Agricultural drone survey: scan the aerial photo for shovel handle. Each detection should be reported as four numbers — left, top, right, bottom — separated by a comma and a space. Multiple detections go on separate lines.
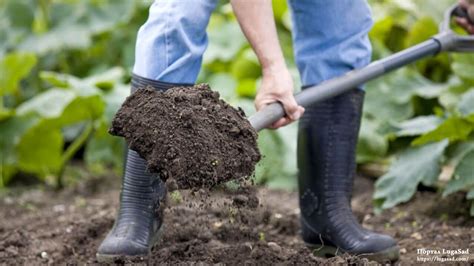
249, 4, 474, 132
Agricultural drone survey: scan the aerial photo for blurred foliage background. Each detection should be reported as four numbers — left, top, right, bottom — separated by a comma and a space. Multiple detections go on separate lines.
0, 0, 473, 215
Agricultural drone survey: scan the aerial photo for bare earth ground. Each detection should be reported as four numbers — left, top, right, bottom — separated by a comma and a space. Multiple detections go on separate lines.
0, 173, 473, 265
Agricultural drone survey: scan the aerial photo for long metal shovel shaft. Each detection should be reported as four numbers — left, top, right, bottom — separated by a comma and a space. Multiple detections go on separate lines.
248, 38, 442, 131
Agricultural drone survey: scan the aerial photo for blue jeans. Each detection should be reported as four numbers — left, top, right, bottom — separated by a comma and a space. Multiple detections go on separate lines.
133, 0, 373, 87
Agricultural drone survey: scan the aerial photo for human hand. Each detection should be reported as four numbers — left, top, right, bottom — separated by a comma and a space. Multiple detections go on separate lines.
457, 0, 474, 34
254, 65, 305, 129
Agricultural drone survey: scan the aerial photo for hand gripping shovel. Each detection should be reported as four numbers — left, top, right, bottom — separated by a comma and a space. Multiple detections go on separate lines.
249, 4, 474, 131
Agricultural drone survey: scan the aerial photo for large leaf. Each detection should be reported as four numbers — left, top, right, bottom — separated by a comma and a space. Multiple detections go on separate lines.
0, 52, 37, 96
468, 188, 474, 216
393, 115, 443, 137
0, 114, 39, 183
102, 83, 129, 123
207, 73, 238, 101
364, 76, 413, 122
230, 50, 260, 81
374, 140, 449, 209
458, 89, 474, 117
204, 18, 246, 63
364, 68, 446, 122
16, 89, 76, 118
16, 120, 63, 177
17, 0, 136, 55
452, 54, 474, 83
357, 116, 389, 163
16, 87, 105, 126
443, 150, 474, 197
254, 123, 298, 189
85, 121, 124, 171
412, 117, 474, 146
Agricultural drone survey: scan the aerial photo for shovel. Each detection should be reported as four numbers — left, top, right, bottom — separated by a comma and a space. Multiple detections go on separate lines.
249, 4, 474, 131
110, 5, 474, 190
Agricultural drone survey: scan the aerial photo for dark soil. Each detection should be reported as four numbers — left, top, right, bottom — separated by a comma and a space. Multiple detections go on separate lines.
109, 84, 261, 190
1, 174, 473, 265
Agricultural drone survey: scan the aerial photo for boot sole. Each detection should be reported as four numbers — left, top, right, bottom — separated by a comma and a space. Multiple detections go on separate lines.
96, 225, 165, 263
307, 242, 400, 263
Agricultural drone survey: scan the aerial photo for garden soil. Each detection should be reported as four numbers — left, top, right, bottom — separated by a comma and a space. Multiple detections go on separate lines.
1, 174, 473, 265
109, 84, 261, 190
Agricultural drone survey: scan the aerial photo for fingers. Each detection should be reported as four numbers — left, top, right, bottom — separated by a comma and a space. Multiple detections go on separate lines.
279, 93, 304, 121
269, 106, 305, 129
255, 94, 305, 129
456, 17, 474, 34
254, 67, 305, 129
270, 117, 291, 129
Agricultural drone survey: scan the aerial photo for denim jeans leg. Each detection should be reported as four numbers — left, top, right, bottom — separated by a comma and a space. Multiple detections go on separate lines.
133, 0, 218, 83
287, 0, 374, 87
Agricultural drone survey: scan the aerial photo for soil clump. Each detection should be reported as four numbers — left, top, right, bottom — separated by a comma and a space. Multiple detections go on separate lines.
109, 84, 261, 189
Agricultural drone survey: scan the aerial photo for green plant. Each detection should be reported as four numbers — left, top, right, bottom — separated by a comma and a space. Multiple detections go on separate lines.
0, 0, 473, 216
0, 58, 127, 188
0, 0, 148, 187
363, 1, 474, 215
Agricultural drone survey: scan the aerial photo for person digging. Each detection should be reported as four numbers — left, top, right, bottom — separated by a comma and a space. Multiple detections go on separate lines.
96, 0, 474, 263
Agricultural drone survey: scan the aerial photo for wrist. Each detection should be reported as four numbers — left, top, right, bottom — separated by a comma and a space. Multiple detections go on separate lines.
261, 59, 288, 76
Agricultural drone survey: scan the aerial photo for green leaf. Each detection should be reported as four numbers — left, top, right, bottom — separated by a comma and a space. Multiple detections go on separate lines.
16, 87, 105, 126
56, 94, 104, 125
446, 141, 474, 167
364, 68, 446, 122
254, 123, 297, 188
374, 140, 448, 209
39, 71, 71, 88
452, 54, 474, 82
236, 79, 257, 98
443, 150, 474, 197
207, 73, 237, 101
458, 89, 474, 116
405, 16, 437, 47
412, 117, 474, 146
16, 120, 63, 177
19, 25, 91, 55
0, 115, 39, 173
468, 188, 474, 199
85, 121, 124, 171
204, 19, 246, 63
254, 130, 286, 184
16, 89, 76, 118
364, 77, 413, 122
2, 1, 34, 29
230, 54, 260, 81
357, 117, 389, 163
393, 115, 443, 137
102, 83, 129, 123
0, 52, 37, 96
0, 108, 15, 121
439, 79, 472, 111
272, 0, 288, 20
369, 16, 394, 44
84, 67, 124, 91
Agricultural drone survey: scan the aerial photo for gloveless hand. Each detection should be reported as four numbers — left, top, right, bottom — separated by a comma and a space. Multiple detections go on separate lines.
254, 66, 305, 129
457, 0, 474, 34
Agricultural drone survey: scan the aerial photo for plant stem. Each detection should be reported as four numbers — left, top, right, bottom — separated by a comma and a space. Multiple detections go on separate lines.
56, 121, 94, 189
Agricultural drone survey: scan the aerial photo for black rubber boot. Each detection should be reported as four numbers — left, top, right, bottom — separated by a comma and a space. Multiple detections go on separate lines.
96, 75, 190, 263
297, 89, 399, 263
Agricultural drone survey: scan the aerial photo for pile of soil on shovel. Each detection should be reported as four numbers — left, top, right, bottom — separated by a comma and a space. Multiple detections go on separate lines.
109, 84, 261, 190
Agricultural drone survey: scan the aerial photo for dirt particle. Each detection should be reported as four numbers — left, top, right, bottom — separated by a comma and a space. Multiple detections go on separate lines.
267, 242, 282, 253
